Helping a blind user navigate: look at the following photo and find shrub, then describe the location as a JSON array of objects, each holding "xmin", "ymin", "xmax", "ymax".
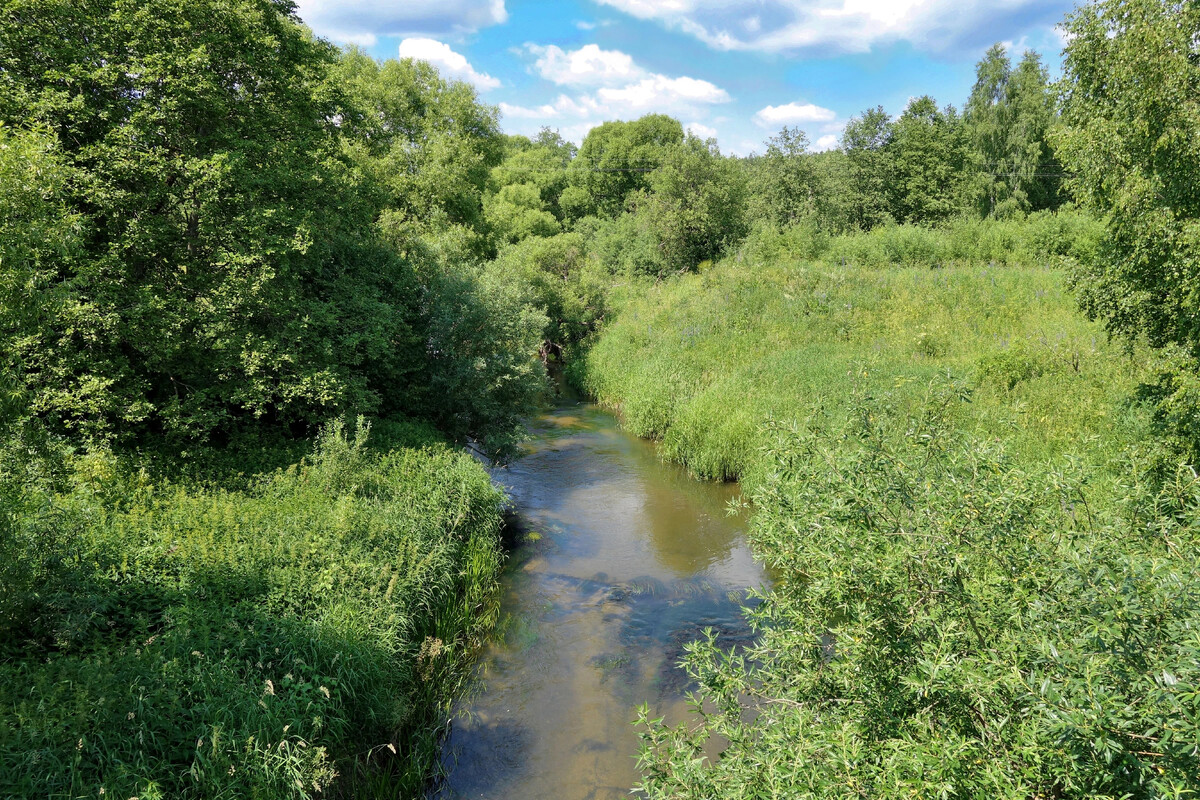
[{"xmin": 637, "ymin": 387, "xmax": 1200, "ymax": 799}]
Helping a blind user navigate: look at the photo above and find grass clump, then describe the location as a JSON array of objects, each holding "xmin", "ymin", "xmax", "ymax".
[{"xmin": 0, "ymin": 419, "xmax": 505, "ymax": 799}]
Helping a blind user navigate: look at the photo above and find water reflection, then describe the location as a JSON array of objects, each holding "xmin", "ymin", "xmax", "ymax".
[{"xmin": 434, "ymin": 399, "xmax": 769, "ymax": 800}]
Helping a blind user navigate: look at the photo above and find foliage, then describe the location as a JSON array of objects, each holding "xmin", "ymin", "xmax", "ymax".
[
  {"xmin": 421, "ymin": 266, "xmax": 549, "ymax": 463},
  {"xmin": 560, "ymin": 115, "xmax": 684, "ymax": 220},
  {"xmin": 637, "ymin": 387, "xmax": 1200, "ymax": 799},
  {"xmin": 965, "ymin": 45, "xmax": 1062, "ymax": 216},
  {"xmin": 747, "ymin": 127, "xmax": 822, "ymax": 228},
  {"xmin": 488, "ymin": 232, "xmax": 607, "ymax": 357},
  {"xmin": 333, "ymin": 46, "xmax": 503, "ymax": 241},
  {"xmin": 0, "ymin": 421, "xmax": 506, "ymax": 799},
  {"xmin": 635, "ymin": 134, "xmax": 749, "ymax": 277},
  {"xmin": 582, "ymin": 219, "xmax": 1135, "ymax": 483},
  {"xmin": 0, "ymin": 124, "xmax": 80, "ymax": 429},
  {"xmin": 1055, "ymin": 0, "xmax": 1200, "ymax": 462},
  {"xmin": 886, "ymin": 96, "xmax": 971, "ymax": 225},
  {"xmin": 489, "ymin": 128, "xmax": 577, "ymax": 224},
  {"xmin": 841, "ymin": 106, "xmax": 897, "ymax": 230},
  {"xmin": 0, "ymin": 0, "xmax": 427, "ymax": 445},
  {"xmin": 1056, "ymin": 0, "xmax": 1200, "ymax": 356}
]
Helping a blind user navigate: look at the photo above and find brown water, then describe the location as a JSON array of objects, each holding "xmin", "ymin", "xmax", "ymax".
[{"xmin": 434, "ymin": 398, "xmax": 769, "ymax": 799}]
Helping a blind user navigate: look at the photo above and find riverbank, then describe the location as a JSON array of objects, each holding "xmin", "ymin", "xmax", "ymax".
[
  {"xmin": 580, "ymin": 251, "xmax": 1200, "ymax": 796},
  {"xmin": 0, "ymin": 421, "xmax": 506, "ymax": 799}
]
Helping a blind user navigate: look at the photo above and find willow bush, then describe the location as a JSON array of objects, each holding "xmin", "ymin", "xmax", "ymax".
[{"xmin": 636, "ymin": 385, "xmax": 1200, "ymax": 798}]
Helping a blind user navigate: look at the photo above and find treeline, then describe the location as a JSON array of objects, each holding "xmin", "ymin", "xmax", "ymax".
[{"xmin": 467, "ymin": 42, "xmax": 1070, "ymax": 369}]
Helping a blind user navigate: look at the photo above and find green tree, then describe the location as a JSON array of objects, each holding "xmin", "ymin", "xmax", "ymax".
[
  {"xmin": 842, "ymin": 106, "xmax": 895, "ymax": 230},
  {"xmin": 0, "ymin": 0, "xmax": 429, "ymax": 445},
  {"xmin": 636, "ymin": 134, "xmax": 748, "ymax": 276},
  {"xmin": 490, "ymin": 127, "xmax": 577, "ymax": 224},
  {"xmin": 887, "ymin": 96, "xmax": 970, "ymax": 225},
  {"xmin": 484, "ymin": 182, "xmax": 561, "ymax": 245},
  {"xmin": 333, "ymin": 46, "xmax": 504, "ymax": 255},
  {"xmin": 561, "ymin": 114, "xmax": 684, "ymax": 220},
  {"xmin": 748, "ymin": 126, "xmax": 822, "ymax": 228},
  {"xmin": 965, "ymin": 44, "xmax": 1061, "ymax": 216},
  {"xmin": 0, "ymin": 124, "xmax": 81, "ymax": 429},
  {"xmin": 1055, "ymin": 0, "xmax": 1200, "ymax": 355}
]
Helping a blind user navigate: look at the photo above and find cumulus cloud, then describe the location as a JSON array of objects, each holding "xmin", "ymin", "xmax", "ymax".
[
  {"xmin": 504, "ymin": 43, "xmax": 730, "ymax": 142},
  {"xmin": 754, "ymin": 101, "xmax": 838, "ymax": 127},
  {"xmin": 526, "ymin": 43, "xmax": 643, "ymax": 86},
  {"xmin": 592, "ymin": 0, "xmax": 1066, "ymax": 54},
  {"xmin": 296, "ymin": 0, "xmax": 507, "ymax": 45},
  {"xmin": 598, "ymin": 75, "xmax": 729, "ymax": 107},
  {"xmin": 398, "ymin": 38, "xmax": 501, "ymax": 90},
  {"xmin": 687, "ymin": 121, "xmax": 719, "ymax": 139},
  {"xmin": 813, "ymin": 134, "xmax": 841, "ymax": 151}
]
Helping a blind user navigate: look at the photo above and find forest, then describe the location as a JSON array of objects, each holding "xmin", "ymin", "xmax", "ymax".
[{"xmin": 1, "ymin": 0, "xmax": 1198, "ymax": 797}]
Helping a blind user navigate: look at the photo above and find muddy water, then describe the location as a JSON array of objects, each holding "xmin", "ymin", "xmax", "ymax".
[{"xmin": 434, "ymin": 398, "xmax": 769, "ymax": 799}]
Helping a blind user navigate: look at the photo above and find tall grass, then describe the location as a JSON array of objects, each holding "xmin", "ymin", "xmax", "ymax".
[
  {"xmin": 0, "ymin": 420, "xmax": 505, "ymax": 799},
  {"xmin": 580, "ymin": 218, "xmax": 1141, "ymax": 487}
]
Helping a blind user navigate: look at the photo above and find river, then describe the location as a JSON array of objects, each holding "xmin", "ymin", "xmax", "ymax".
[{"xmin": 434, "ymin": 395, "xmax": 770, "ymax": 799}]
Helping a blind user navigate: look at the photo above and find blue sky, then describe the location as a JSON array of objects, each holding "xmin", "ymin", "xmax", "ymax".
[{"xmin": 295, "ymin": 0, "xmax": 1076, "ymax": 155}]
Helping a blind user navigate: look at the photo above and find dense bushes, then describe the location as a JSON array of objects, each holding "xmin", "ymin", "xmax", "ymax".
[
  {"xmin": 0, "ymin": 421, "xmax": 505, "ymax": 798},
  {"xmin": 818, "ymin": 211, "xmax": 1104, "ymax": 269},
  {"xmin": 637, "ymin": 388, "xmax": 1200, "ymax": 798}
]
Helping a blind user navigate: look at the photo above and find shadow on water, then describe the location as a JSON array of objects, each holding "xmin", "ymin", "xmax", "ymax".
[{"xmin": 433, "ymin": 395, "xmax": 770, "ymax": 800}]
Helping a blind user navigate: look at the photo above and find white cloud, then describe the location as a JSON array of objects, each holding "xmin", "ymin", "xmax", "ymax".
[
  {"xmin": 297, "ymin": 0, "xmax": 507, "ymax": 44},
  {"xmin": 504, "ymin": 43, "xmax": 731, "ymax": 143},
  {"xmin": 754, "ymin": 101, "xmax": 838, "ymax": 127},
  {"xmin": 598, "ymin": 75, "xmax": 729, "ymax": 107},
  {"xmin": 687, "ymin": 121, "xmax": 718, "ymax": 139},
  {"xmin": 813, "ymin": 134, "xmax": 841, "ymax": 151},
  {"xmin": 526, "ymin": 43, "xmax": 643, "ymax": 86},
  {"xmin": 398, "ymin": 38, "xmax": 501, "ymax": 90},
  {"xmin": 592, "ymin": 0, "xmax": 1063, "ymax": 54}
]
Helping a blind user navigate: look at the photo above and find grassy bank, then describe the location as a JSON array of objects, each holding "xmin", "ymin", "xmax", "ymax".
[
  {"xmin": 581, "ymin": 220, "xmax": 1140, "ymax": 486},
  {"xmin": 0, "ymin": 421, "xmax": 505, "ymax": 799},
  {"xmin": 581, "ymin": 222, "xmax": 1200, "ymax": 797}
]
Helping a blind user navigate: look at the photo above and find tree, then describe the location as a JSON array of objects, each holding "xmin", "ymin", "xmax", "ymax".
[
  {"xmin": 0, "ymin": 0, "xmax": 427, "ymax": 445},
  {"xmin": 333, "ymin": 46, "xmax": 504, "ymax": 254},
  {"xmin": 561, "ymin": 114, "xmax": 684, "ymax": 220},
  {"xmin": 636, "ymin": 134, "xmax": 748, "ymax": 276},
  {"xmin": 748, "ymin": 126, "xmax": 822, "ymax": 228},
  {"xmin": 484, "ymin": 182, "xmax": 561, "ymax": 245},
  {"xmin": 490, "ymin": 127, "xmax": 577, "ymax": 224},
  {"xmin": 0, "ymin": 124, "xmax": 81, "ymax": 429},
  {"xmin": 841, "ymin": 106, "xmax": 895, "ymax": 230},
  {"xmin": 1055, "ymin": 0, "xmax": 1200, "ymax": 355},
  {"xmin": 887, "ymin": 96, "xmax": 970, "ymax": 225},
  {"xmin": 965, "ymin": 44, "xmax": 1061, "ymax": 217}
]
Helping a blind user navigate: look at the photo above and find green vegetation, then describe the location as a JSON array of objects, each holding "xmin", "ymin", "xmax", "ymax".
[
  {"xmin": 581, "ymin": 217, "xmax": 1126, "ymax": 483},
  {"xmin": 566, "ymin": 2, "xmax": 1200, "ymax": 795},
  {"xmin": 4, "ymin": 0, "xmax": 1200, "ymax": 795},
  {"xmin": 0, "ymin": 0, "xmax": 544, "ymax": 796},
  {"xmin": 1, "ymin": 422, "xmax": 503, "ymax": 798}
]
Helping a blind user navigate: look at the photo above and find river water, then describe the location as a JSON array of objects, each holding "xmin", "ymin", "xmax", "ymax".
[{"xmin": 434, "ymin": 397, "xmax": 769, "ymax": 799}]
